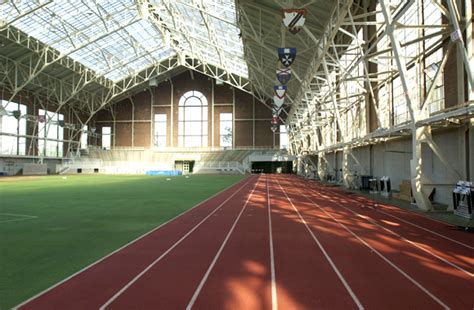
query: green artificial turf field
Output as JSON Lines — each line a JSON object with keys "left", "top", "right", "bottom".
{"left": 0, "top": 174, "right": 245, "bottom": 309}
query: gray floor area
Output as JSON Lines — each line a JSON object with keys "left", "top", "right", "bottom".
{"left": 327, "top": 184, "right": 474, "bottom": 229}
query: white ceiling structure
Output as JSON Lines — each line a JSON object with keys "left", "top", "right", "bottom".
{"left": 0, "top": 0, "right": 254, "bottom": 113}
{"left": 3, "top": 0, "right": 469, "bottom": 131}
{"left": 0, "top": 0, "right": 351, "bottom": 118}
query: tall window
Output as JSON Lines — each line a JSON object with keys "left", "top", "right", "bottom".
{"left": 178, "top": 90, "right": 208, "bottom": 147}
{"left": 424, "top": 0, "right": 444, "bottom": 113}
{"left": 0, "top": 100, "right": 26, "bottom": 155}
{"left": 102, "top": 126, "right": 111, "bottom": 149}
{"left": 154, "top": 114, "right": 167, "bottom": 147}
{"left": 80, "top": 125, "right": 88, "bottom": 149}
{"left": 219, "top": 113, "right": 232, "bottom": 147}
{"left": 38, "top": 109, "right": 64, "bottom": 157}
{"left": 280, "top": 125, "right": 289, "bottom": 149}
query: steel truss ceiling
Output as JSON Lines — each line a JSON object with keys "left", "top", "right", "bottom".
{"left": 0, "top": 0, "right": 250, "bottom": 113}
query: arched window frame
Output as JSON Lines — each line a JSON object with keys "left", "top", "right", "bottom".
{"left": 178, "top": 90, "right": 208, "bottom": 147}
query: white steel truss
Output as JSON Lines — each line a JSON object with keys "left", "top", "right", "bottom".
{"left": 286, "top": 0, "right": 474, "bottom": 211}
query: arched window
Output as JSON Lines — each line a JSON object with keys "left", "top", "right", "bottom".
{"left": 178, "top": 90, "right": 208, "bottom": 147}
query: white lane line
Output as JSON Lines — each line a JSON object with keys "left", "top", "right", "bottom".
{"left": 0, "top": 217, "right": 37, "bottom": 224}
{"left": 312, "top": 186, "right": 473, "bottom": 277}
{"left": 308, "top": 181, "right": 473, "bottom": 251}
{"left": 267, "top": 176, "right": 278, "bottom": 310}
{"left": 100, "top": 177, "right": 257, "bottom": 310}
{"left": 186, "top": 176, "right": 261, "bottom": 310}
{"left": 377, "top": 209, "right": 474, "bottom": 250}
{"left": 300, "top": 185, "right": 449, "bottom": 310}
{"left": 0, "top": 213, "right": 38, "bottom": 224}
{"left": 0, "top": 212, "right": 37, "bottom": 218}
{"left": 275, "top": 178, "right": 364, "bottom": 310}
{"left": 14, "top": 176, "right": 253, "bottom": 310}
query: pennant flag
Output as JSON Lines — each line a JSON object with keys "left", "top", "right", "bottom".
{"left": 38, "top": 114, "right": 45, "bottom": 123}
{"left": 276, "top": 68, "right": 292, "bottom": 84}
{"left": 282, "top": 9, "right": 307, "bottom": 34}
{"left": 274, "top": 85, "right": 287, "bottom": 99}
{"left": 273, "top": 95, "right": 285, "bottom": 108}
{"left": 271, "top": 116, "right": 279, "bottom": 125}
{"left": 272, "top": 106, "right": 281, "bottom": 117}
{"left": 58, "top": 120, "right": 65, "bottom": 127}
{"left": 271, "top": 124, "right": 278, "bottom": 133}
{"left": 278, "top": 48, "right": 296, "bottom": 67}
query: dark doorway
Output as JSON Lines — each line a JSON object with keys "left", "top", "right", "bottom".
{"left": 251, "top": 161, "right": 294, "bottom": 174}
{"left": 174, "top": 160, "right": 195, "bottom": 173}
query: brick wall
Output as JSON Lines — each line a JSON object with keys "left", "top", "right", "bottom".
{"left": 94, "top": 71, "right": 277, "bottom": 148}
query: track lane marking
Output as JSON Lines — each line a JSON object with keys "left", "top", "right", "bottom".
{"left": 267, "top": 176, "right": 278, "bottom": 310}
{"left": 307, "top": 180, "right": 473, "bottom": 250}
{"left": 310, "top": 184, "right": 473, "bottom": 277}
{"left": 294, "top": 180, "right": 449, "bottom": 309}
{"left": 274, "top": 177, "right": 364, "bottom": 310}
{"left": 100, "top": 176, "right": 257, "bottom": 310}
{"left": 186, "top": 175, "right": 261, "bottom": 309}
{"left": 14, "top": 176, "right": 253, "bottom": 310}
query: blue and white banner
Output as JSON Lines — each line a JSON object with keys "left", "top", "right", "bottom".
{"left": 278, "top": 47, "right": 296, "bottom": 67}
{"left": 276, "top": 68, "right": 291, "bottom": 84}
{"left": 274, "top": 85, "right": 287, "bottom": 99}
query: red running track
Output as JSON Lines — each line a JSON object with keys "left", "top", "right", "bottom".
{"left": 16, "top": 174, "right": 474, "bottom": 310}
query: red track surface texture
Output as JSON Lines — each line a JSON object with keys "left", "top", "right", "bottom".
{"left": 16, "top": 175, "right": 474, "bottom": 310}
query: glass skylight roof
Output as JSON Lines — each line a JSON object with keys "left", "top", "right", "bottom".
{"left": 154, "top": 0, "right": 247, "bottom": 77}
{"left": 0, "top": 0, "right": 248, "bottom": 83}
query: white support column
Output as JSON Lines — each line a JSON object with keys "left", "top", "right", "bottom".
{"left": 380, "top": 0, "right": 431, "bottom": 210}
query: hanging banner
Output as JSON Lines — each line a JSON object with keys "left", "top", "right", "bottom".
{"left": 274, "top": 85, "right": 287, "bottom": 99}
{"left": 277, "top": 47, "right": 296, "bottom": 67}
{"left": 271, "top": 116, "right": 279, "bottom": 125}
{"left": 282, "top": 9, "right": 307, "bottom": 34}
{"left": 272, "top": 106, "right": 281, "bottom": 117}
{"left": 38, "top": 114, "right": 45, "bottom": 123}
{"left": 58, "top": 120, "right": 65, "bottom": 127}
{"left": 276, "top": 68, "right": 292, "bottom": 84}
{"left": 273, "top": 95, "right": 285, "bottom": 108}
{"left": 271, "top": 124, "right": 278, "bottom": 132}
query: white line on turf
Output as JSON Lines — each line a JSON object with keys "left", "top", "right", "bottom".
{"left": 0, "top": 212, "right": 37, "bottom": 218}
{"left": 0, "top": 217, "right": 37, "bottom": 224}
{"left": 13, "top": 176, "right": 254, "bottom": 310}
{"left": 298, "top": 183, "right": 449, "bottom": 309}
{"left": 311, "top": 185, "right": 473, "bottom": 277}
{"left": 267, "top": 176, "right": 278, "bottom": 310}
{"left": 186, "top": 176, "right": 261, "bottom": 310}
{"left": 0, "top": 213, "right": 38, "bottom": 224}
{"left": 275, "top": 178, "right": 364, "bottom": 310}
{"left": 99, "top": 176, "right": 257, "bottom": 310}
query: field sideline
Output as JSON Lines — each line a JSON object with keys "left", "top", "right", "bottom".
{"left": 0, "top": 174, "right": 245, "bottom": 309}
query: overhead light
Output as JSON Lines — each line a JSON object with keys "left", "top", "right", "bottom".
{"left": 149, "top": 78, "right": 158, "bottom": 87}
{"left": 216, "top": 78, "right": 224, "bottom": 85}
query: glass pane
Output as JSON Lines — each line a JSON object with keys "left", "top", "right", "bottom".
{"left": 184, "top": 135, "right": 202, "bottom": 147}
{"left": 185, "top": 107, "right": 203, "bottom": 121}
{"left": 220, "top": 113, "right": 232, "bottom": 121}
{"left": 184, "top": 121, "right": 202, "bottom": 135}
{"left": 155, "top": 114, "right": 166, "bottom": 122}
{"left": 184, "top": 96, "right": 202, "bottom": 107}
